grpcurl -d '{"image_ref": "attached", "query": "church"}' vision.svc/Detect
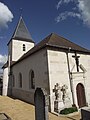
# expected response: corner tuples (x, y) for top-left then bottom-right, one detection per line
(2, 16), (90, 113)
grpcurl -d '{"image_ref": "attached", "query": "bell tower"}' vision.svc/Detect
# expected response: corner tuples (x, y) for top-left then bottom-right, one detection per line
(2, 16), (35, 96)
(8, 16), (35, 62)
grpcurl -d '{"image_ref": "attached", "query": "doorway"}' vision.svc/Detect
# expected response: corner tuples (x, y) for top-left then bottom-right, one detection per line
(76, 83), (86, 108)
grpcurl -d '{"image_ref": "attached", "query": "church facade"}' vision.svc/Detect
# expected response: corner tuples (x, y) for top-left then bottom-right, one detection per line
(2, 17), (90, 112)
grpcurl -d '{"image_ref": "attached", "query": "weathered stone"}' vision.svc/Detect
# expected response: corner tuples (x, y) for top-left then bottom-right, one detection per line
(34, 88), (49, 120)
(0, 113), (11, 120)
(81, 107), (90, 120)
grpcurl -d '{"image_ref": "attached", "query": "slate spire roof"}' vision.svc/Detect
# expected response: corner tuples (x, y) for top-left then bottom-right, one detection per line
(12, 16), (34, 43)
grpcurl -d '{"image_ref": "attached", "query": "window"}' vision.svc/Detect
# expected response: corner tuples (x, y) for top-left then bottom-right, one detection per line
(12, 75), (15, 87)
(29, 70), (35, 89)
(18, 73), (22, 88)
(23, 44), (26, 51)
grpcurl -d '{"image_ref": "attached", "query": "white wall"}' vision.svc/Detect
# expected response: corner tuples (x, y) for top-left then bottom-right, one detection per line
(68, 53), (90, 107)
(47, 50), (72, 112)
(9, 47), (90, 111)
(8, 39), (34, 62)
(2, 67), (8, 96)
(11, 48), (49, 104)
(47, 49), (90, 112)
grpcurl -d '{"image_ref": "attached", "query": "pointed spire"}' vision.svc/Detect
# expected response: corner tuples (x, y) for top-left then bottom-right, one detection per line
(12, 16), (34, 43)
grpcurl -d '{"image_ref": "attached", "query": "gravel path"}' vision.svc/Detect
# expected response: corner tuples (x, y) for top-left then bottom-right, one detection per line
(0, 96), (80, 120)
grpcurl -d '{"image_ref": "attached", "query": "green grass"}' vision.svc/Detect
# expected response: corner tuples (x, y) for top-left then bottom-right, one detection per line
(60, 107), (78, 115)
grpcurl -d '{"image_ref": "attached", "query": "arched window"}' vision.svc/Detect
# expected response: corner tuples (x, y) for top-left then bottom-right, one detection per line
(29, 70), (35, 89)
(18, 73), (22, 88)
(12, 75), (15, 87)
(23, 44), (26, 51)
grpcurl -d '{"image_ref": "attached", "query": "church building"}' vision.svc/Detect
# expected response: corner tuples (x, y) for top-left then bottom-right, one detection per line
(2, 16), (90, 113)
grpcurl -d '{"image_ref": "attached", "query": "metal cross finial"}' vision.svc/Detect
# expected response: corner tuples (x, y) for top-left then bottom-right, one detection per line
(20, 8), (23, 17)
(72, 52), (80, 72)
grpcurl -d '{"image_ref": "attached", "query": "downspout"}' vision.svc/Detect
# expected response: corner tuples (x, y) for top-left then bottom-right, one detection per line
(66, 49), (75, 106)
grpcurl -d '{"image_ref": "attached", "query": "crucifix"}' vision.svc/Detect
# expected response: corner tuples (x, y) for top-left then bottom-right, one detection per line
(20, 8), (23, 16)
(72, 52), (80, 72)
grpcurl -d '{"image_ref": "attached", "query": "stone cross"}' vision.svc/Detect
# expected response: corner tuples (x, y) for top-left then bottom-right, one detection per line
(34, 88), (49, 120)
(72, 53), (80, 72)
(53, 83), (61, 101)
(61, 85), (68, 103)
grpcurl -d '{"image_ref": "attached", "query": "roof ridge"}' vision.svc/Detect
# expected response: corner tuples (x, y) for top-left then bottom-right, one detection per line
(35, 33), (53, 46)
(59, 35), (88, 51)
(12, 16), (22, 38)
(13, 16), (22, 37)
(48, 33), (89, 51)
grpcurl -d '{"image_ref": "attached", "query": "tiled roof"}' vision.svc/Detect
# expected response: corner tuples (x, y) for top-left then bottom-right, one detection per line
(12, 33), (90, 66)
(45, 33), (90, 52)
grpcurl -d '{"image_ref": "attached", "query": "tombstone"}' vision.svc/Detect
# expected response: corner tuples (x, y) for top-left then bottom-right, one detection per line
(81, 107), (90, 120)
(34, 88), (49, 120)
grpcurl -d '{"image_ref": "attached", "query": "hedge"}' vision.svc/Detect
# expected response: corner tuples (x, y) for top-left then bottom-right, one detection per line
(60, 107), (78, 115)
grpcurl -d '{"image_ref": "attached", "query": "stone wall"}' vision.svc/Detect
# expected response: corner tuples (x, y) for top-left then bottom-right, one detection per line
(47, 50), (72, 112)
(12, 88), (35, 104)
(2, 67), (9, 96)
(11, 39), (34, 61)
(11, 48), (49, 104)
(10, 47), (90, 112)
(47, 49), (90, 112)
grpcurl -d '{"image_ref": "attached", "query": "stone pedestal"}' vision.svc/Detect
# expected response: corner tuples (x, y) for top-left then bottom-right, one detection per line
(54, 100), (64, 113)
(64, 98), (72, 108)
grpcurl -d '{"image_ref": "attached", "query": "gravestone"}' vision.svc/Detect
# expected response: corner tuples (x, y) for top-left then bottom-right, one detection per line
(81, 107), (90, 120)
(34, 88), (49, 120)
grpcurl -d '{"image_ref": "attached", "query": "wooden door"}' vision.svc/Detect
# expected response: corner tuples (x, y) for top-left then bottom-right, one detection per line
(76, 83), (86, 108)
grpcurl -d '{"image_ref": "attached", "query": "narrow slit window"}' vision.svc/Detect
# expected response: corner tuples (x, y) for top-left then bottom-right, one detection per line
(31, 70), (35, 89)
(29, 70), (35, 89)
(18, 73), (22, 88)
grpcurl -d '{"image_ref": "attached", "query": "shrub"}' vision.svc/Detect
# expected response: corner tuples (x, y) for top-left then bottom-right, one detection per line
(60, 107), (78, 115)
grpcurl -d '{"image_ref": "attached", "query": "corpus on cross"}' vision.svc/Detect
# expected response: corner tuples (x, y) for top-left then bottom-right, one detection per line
(72, 52), (80, 72)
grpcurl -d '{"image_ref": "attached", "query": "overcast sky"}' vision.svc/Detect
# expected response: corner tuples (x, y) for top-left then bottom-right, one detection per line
(0, 0), (90, 73)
